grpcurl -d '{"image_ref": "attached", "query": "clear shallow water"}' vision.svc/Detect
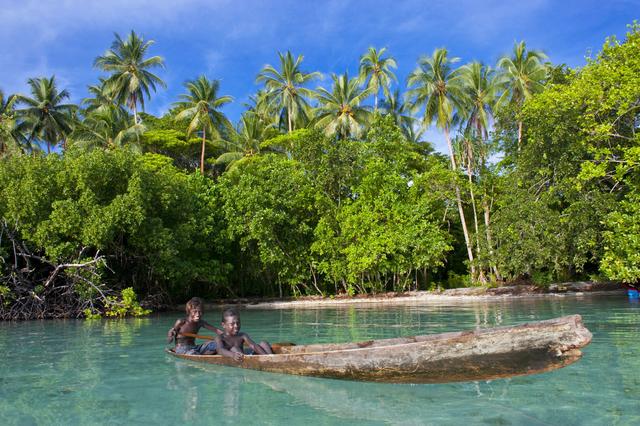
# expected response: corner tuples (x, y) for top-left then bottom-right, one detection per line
(1, 293), (639, 425)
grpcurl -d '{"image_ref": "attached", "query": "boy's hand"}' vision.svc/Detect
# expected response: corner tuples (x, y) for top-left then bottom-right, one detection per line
(231, 351), (244, 362)
(167, 328), (177, 343)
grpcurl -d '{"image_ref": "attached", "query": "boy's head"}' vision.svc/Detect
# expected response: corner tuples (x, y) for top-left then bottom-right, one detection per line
(221, 307), (241, 336)
(186, 297), (203, 320)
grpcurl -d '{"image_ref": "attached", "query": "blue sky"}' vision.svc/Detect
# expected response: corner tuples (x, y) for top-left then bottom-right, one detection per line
(0, 0), (637, 151)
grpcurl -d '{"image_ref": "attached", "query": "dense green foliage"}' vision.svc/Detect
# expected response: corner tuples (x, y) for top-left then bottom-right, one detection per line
(1, 25), (639, 317)
(504, 24), (640, 284)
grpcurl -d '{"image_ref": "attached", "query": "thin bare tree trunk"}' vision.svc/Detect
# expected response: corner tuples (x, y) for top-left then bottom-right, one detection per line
(476, 124), (501, 282)
(444, 127), (476, 278)
(200, 127), (206, 174)
(482, 194), (502, 281)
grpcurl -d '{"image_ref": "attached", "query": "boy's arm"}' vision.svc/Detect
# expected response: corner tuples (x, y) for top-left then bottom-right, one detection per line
(242, 333), (267, 355)
(214, 335), (244, 361)
(201, 321), (223, 336)
(167, 319), (185, 344)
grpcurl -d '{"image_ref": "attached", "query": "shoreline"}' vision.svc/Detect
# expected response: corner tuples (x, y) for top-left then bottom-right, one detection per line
(193, 281), (625, 311)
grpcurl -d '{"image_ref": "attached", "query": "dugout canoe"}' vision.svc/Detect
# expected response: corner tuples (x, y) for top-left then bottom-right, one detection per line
(165, 314), (591, 384)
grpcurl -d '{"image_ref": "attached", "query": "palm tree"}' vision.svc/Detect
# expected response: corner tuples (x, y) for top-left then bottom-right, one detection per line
(256, 51), (320, 133)
(214, 111), (272, 171)
(72, 106), (144, 151)
(358, 47), (397, 111)
(458, 62), (499, 141)
(16, 76), (76, 153)
(0, 89), (26, 154)
(380, 89), (415, 138)
(82, 78), (121, 114)
(245, 88), (302, 132)
(404, 125), (429, 146)
(173, 75), (233, 173)
(245, 89), (278, 125)
(497, 41), (548, 151)
(458, 62), (502, 280)
(94, 30), (165, 125)
(406, 48), (476, 278)
(313, 72), (373, 140)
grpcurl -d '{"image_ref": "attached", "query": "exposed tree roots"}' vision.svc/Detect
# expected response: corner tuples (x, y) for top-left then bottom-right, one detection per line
(0, 219), (113, 320)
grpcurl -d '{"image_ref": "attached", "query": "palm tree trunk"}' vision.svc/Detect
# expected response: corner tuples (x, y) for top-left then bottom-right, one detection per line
(517, 120), (522, 153)
(200, 127), (206, 174)
(287, 109), (292, 133)
(466, 160), (486, 284)
(374, 93), (378, 112)
(444, 127), (476, 278)
(132, 96), (138, 126)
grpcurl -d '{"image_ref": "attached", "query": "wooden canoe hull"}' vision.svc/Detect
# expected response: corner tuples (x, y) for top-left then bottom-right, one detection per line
(165, 314), (592, 383)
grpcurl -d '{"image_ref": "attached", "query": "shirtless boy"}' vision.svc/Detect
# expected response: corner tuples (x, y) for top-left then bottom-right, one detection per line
(214, 308), (273, 361)
(167, 297), (222, 355)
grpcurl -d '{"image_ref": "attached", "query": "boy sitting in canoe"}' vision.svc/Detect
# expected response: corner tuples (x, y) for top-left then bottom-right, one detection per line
(167, 297), (222, 355)
(214, 307), (273, 361)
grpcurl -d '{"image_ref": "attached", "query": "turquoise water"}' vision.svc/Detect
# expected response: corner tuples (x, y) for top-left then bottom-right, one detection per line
(1, 293), (638, 425)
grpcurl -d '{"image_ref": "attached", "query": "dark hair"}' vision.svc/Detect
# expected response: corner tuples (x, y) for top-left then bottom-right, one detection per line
(186, 297), (203, 314)
(222, 307), (239, 322)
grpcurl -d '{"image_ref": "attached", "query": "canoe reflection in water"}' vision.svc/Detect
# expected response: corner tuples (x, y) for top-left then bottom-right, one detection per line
(172, 361), (569, 425)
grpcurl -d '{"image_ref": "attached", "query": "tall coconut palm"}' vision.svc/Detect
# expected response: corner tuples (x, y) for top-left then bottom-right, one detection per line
(458, 62), (502, 280)
(358, 47), (397, 111)
(94, 31), (165, 126)
(256, 51), (320, 133)
(458, 62), (499, 141)
(245, 88), (307, 131)
(16, 76), (76, 153)
(173, 75), (233, 173)
(314, 72), (373, 140)
(497, 41), (548, 151)
(406, 48), (476, 278)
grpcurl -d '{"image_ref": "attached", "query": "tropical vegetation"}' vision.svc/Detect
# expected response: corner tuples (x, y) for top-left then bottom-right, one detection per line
(1, 25), (639, 319)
